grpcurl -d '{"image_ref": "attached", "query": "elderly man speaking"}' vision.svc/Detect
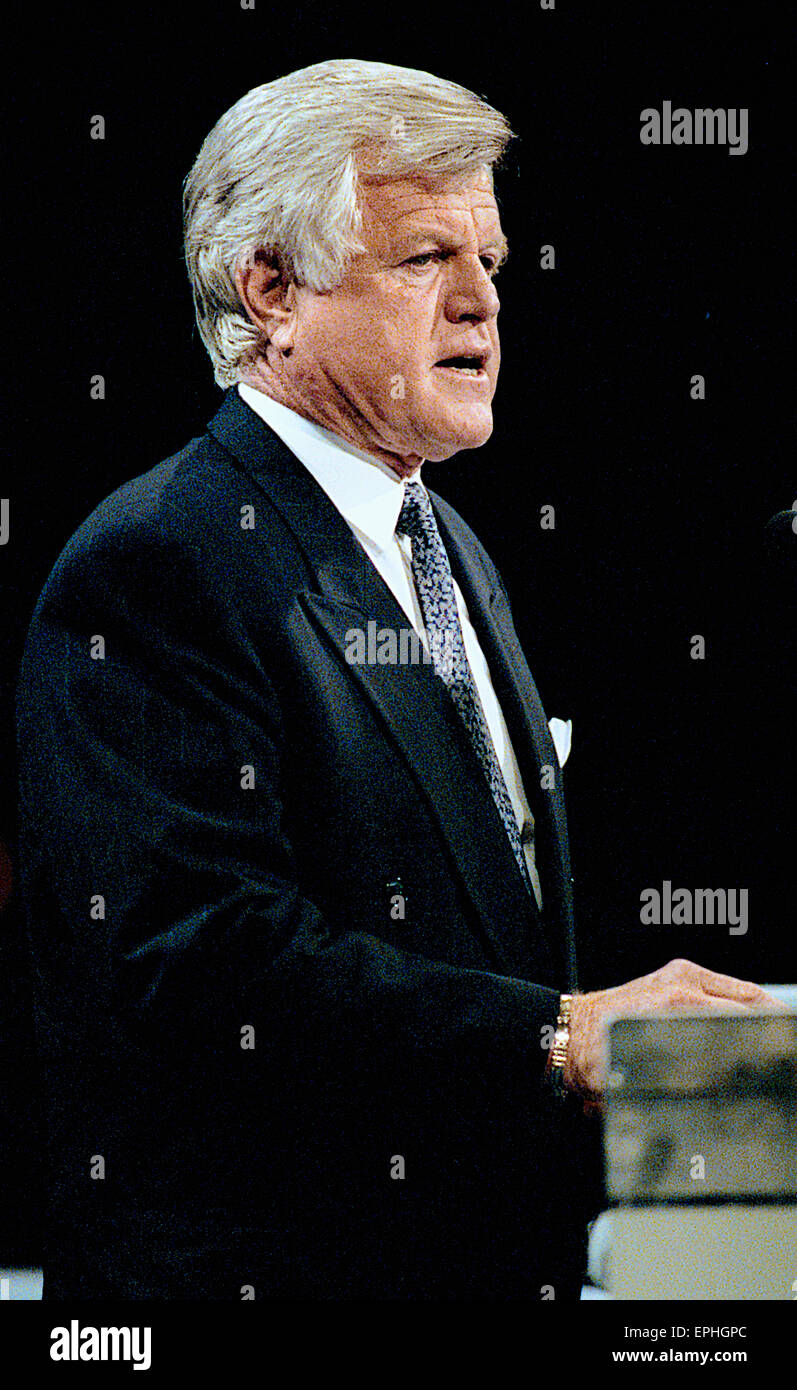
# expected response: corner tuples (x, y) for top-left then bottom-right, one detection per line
(17, 59), (776, 1300)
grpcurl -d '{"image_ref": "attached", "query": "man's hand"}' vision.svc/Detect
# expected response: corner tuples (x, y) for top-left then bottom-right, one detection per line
(565, 958), (785, 1105)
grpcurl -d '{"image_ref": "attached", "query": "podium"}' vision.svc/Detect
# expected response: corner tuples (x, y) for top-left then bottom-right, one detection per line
(601, 1008), (797, 1300)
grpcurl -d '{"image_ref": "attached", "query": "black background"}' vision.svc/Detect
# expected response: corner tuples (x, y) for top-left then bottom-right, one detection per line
(1, 0), (794, 1264)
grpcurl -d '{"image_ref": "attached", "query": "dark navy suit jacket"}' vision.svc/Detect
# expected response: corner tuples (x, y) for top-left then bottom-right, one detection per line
(16, 388), (603, 1299)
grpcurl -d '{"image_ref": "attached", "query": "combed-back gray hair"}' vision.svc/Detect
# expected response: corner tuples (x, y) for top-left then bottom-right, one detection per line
(183, 59), (515, 386)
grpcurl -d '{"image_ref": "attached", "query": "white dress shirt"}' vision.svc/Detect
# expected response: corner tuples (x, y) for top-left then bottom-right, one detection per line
(238, 382), (543, 909)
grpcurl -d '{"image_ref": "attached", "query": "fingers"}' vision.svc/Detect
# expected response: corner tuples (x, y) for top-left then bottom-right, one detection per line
(670, 997), (751, 1015)
(657, 959), (776, 1008)
(690, 962), (777, 1006)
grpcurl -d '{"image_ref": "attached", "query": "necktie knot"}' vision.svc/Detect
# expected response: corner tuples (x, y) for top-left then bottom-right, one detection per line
(397, 480), (434, 542)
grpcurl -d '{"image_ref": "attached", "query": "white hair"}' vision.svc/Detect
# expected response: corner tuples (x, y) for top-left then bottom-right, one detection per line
(183, 59), (515, 386)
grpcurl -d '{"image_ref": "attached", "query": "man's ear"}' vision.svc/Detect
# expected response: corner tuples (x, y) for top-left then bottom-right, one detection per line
(234, 248), (297, 355)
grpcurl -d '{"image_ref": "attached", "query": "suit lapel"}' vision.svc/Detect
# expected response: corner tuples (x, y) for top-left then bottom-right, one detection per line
(300, 588), (549, 971)
(206, 390), (559, 977)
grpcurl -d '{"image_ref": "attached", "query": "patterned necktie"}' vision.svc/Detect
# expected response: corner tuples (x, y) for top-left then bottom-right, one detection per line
(397, 480), (533, 896)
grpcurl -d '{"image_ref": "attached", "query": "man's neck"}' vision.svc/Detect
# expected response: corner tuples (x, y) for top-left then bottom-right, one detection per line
(238, 359), (424, 480)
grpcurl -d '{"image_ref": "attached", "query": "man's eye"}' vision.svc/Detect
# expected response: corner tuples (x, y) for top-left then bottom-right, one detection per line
(401, 252), (502, 275)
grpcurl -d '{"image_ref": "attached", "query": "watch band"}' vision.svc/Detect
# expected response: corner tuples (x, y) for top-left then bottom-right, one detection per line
(549, 993), (573, 1099)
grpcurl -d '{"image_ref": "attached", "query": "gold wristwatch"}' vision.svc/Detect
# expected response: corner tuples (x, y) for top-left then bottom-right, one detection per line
(549, 993), (573, 1099)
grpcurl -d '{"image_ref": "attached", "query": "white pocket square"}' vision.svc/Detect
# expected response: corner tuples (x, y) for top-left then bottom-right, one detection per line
(547, 717), (572, 768)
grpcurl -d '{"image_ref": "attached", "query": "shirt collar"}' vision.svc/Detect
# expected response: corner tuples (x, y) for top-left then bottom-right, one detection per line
(238, 382), (425, 553)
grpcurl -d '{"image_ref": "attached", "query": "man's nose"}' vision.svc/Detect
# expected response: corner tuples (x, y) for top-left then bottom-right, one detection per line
(445, 255), (500, 321)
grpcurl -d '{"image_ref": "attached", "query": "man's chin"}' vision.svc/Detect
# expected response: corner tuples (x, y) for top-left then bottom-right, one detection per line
(418, 412), (494, 462)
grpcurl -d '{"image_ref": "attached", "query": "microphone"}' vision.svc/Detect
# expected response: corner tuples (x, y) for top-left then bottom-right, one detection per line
(763, 507), (797, 571)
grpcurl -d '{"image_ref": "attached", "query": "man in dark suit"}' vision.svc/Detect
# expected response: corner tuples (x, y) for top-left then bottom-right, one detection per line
(16, 59), (776, 1300)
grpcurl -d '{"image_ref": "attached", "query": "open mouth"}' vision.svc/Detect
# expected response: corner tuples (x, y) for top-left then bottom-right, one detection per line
(433, 354), (488, 377)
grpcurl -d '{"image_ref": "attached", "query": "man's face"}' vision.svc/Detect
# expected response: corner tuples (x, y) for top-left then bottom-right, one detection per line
(277, 168), (505, 471)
